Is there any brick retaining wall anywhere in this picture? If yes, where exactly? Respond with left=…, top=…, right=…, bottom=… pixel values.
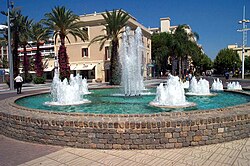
left=0, top=92, right=249, bottom=149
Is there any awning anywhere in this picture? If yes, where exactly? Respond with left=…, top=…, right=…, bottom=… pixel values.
left=70, top=64, right=77, bottom=70
left=74, top=64, right=96, bottom=71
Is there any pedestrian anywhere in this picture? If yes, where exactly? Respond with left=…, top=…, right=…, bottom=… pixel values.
left=188, top=73, right=192, bottom=81
left=14, top=74, right=23, bottom=94
left=224, top=71, right=229, bottom=80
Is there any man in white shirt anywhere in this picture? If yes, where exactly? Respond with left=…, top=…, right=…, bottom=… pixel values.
left=14, top=74, right=23, bottom=94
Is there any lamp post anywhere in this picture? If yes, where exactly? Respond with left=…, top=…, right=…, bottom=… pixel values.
left=237, top=6, right=250, bottom=79
left=7, top=0, right=14, bottom=90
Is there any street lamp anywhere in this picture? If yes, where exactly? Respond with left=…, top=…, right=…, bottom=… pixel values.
left=237, top=6, right=250, bottom=79
left=7, top=0, right=14, bottom=90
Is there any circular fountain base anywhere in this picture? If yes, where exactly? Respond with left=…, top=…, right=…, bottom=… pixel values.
left=185, top=92, right=217, bottom=96
left=227, top=89, right=242, bottom=91
left=44, top=99, right=91, bottom=106
left=149, top=101, right=196, bottom=108
left=1, top=90, right=250, bottom=150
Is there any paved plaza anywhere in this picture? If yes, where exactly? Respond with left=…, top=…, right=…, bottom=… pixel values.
left=0, top=77, right=250, bottom=166
left=0, top=134, right=249, bottom=166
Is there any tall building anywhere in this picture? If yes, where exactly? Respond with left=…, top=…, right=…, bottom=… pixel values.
left=18, top=39, right=55, bottom=75
left=18, top=39, right=55, bottom=58
left=0, top=45, right=8, bottom=68
left=52, top=10, right=152, bottom=82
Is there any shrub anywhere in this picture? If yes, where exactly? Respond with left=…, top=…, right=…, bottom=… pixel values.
left=33, top=76, right=45, bottom=84
left=25, top=74, right=33, bottom=83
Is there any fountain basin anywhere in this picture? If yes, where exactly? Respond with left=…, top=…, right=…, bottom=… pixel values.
left=44, top=99, right=91, bottom=106
left=149, top=101, right=196, bottom=108
left=185, top=92, right=217, bottom=96
left=15, top=88, right=250, bottom=114
left=0, top=89, right=249, bottom=150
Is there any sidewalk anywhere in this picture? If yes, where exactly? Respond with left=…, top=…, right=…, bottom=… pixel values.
left=1, top=134, right=249, bottom=166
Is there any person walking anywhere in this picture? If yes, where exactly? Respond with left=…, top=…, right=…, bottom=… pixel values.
left=14, top=74, right=23, bottom=94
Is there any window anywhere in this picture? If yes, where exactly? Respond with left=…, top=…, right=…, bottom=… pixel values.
left=105, top=46, right=111, bottom=60
left=81, top=27, right=89, bottom=41
left=82, top=27, right=88, bottom=33
left=82, top=48, right=88, bottom=57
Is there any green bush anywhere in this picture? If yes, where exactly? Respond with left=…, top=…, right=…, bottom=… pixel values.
left=25, top=74, right=33, bottom=83
left=33, top=76, right=45, bottom=84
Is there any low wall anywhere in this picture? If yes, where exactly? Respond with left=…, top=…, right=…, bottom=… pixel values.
left=0, top=91, right=249, bottom=149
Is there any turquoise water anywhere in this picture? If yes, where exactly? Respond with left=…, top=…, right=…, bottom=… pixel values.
left=15, top=88, right=250, bottom=114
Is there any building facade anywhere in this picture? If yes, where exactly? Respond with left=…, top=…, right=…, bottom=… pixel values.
left=53, top=10, right=152, bottom=82
left=228, top=44, right=250, bottom=60
left=18, top=39, right=55, bottom=76
left=0, top=45, right=8, bottom=68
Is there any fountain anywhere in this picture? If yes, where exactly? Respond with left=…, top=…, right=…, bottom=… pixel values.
left=11, top=43, right=250, bottom=149
left=227, top=81, right=242, bottom=90
left=186, top=76, right=215, bottom=96
left=44, top=72, right=91, bottom=106
left=81, top=77, right=91, bottom=94
left=211, top=78, right=224, bottom=91
left=182, top=80, right=190, bottom=89
left=149, top=75, right=196, bottom=108
left=120, top=26, right=144, bottom=96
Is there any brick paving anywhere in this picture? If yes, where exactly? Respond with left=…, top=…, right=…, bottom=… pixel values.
left=0, top=135, right=62, bottom=166
left=0, top=77, right=249, bottom=166
left=1, top=134, right=249, bottom=166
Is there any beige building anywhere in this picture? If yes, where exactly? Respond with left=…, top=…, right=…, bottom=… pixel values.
left=150, top=17, right=178, bottom=34
left=228, top=44, right=250, bottom=61
left=150, top=17, right=198, bottom=43
left=52, top=10, right=152, bottom=82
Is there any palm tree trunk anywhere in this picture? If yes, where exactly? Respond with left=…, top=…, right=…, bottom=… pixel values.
left=23, top=45, right=29, bottom=82
left=171, top=54, right=177, bottom=76
left=181, top=56, right=185, bottom=80
left=35, top=44, right=44, bottom=77
left=58, top=35, right=70, bottom=80
left=110, top=40, right=120, bottom=85
left=178, top=57, right=182, bottom=78
left=13, top=31, right=19, bottom=77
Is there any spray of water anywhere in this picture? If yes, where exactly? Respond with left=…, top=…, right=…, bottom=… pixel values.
left=45, top=73, right=90, bottom=106
left=120, top=26, right=145, bottom=96
left=211, top=78, right=224, bottom=91
left=186, top=76, right=214, bottom=96
left=150, top=75, right=196, bottom=108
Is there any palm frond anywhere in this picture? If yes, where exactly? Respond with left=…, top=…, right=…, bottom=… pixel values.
left=43, top=6, right=88, bottom=44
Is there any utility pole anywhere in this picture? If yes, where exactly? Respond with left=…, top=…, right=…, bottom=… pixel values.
left=237, top=6, right=250, bottom=79
left=7, top=0, right=14, bottom=90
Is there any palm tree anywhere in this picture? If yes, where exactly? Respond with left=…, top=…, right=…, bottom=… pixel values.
left=19, top=16, right=33, bottom=82
left=151, top=32, right=173, bottom=75
left=43, top=6, right=88, bottom=80
left=30, top=22, right=50, bottom=78
left=173, top=25, right=200, bottom=78
left=89, top=9, right=130, bottom=85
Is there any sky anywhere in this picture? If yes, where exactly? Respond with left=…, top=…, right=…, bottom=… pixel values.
left=0, top=0, right=250, bottom=60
